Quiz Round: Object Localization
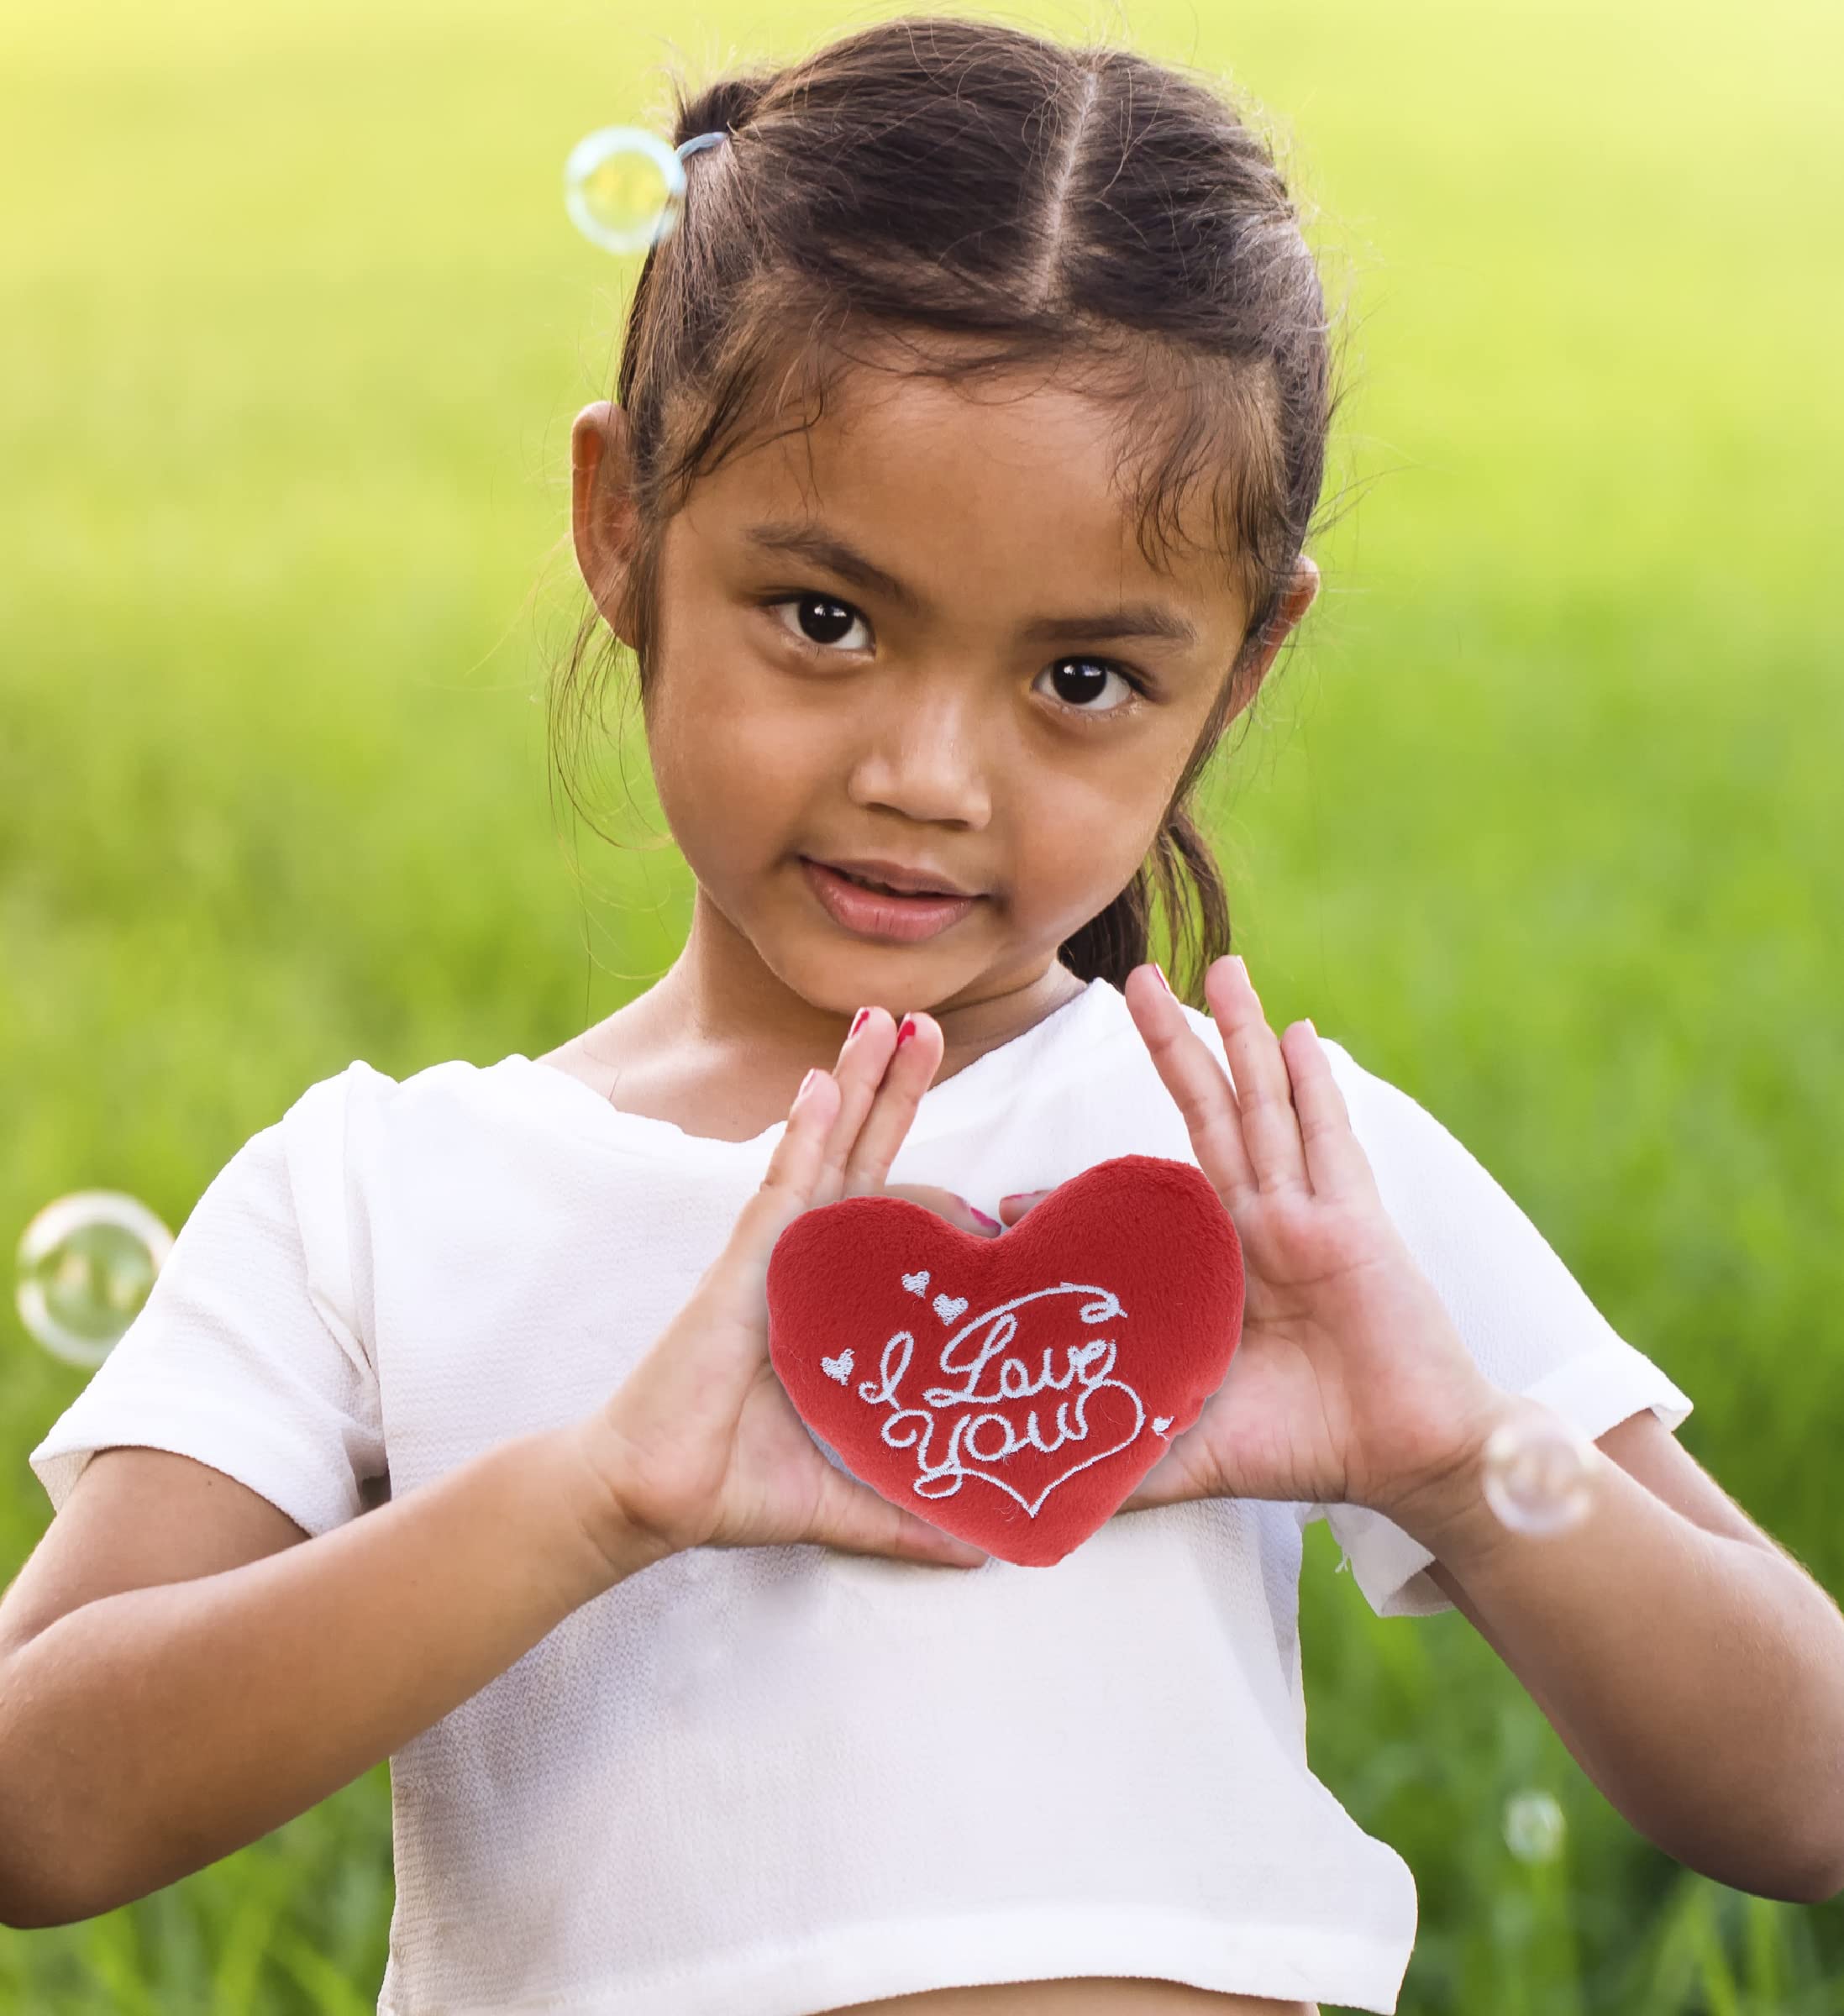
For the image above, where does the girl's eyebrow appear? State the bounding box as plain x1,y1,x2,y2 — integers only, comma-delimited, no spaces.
743,520,1200,648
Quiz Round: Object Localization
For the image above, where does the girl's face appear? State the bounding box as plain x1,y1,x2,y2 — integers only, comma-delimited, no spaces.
575,356,1315,1032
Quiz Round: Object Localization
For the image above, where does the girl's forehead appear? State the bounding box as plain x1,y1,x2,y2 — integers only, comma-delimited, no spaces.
682,362,1242,619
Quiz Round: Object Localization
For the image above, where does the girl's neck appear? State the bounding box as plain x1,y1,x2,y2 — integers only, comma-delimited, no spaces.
553,896,1091,1143
659,895,1090,1082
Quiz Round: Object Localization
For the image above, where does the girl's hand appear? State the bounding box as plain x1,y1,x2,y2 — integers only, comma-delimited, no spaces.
1001,958,1505,1525
565,1009,997,1575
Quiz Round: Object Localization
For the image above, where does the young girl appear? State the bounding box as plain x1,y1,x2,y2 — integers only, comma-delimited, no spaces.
7,14,1842,2016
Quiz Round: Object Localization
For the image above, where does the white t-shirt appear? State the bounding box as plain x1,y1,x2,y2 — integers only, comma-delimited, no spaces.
29,975,1693,2016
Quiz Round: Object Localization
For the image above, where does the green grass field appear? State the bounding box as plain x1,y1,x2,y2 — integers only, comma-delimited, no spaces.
3,0,1841,2006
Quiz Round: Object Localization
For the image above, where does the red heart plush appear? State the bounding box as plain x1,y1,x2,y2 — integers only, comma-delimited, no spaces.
766,1153,1244,1567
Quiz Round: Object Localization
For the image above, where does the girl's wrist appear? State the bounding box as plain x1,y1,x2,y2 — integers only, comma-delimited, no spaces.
1361,1383,1522,1562
547,1416,683,1593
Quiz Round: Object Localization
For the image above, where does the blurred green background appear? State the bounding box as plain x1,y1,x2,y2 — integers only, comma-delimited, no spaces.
3,0,1841,2006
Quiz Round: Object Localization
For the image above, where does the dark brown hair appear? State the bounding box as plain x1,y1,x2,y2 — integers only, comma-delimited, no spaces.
551,14,1342,1002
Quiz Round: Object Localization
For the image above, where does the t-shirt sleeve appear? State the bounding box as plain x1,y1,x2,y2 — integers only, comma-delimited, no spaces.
1305,1036,1694,1620
27,1066,386,1540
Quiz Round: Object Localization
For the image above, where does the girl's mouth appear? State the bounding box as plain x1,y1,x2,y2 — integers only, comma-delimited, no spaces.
799,858,982,944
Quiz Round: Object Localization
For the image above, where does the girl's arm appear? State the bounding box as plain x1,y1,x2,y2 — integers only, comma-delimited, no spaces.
0,1007,986,1932
1102,955,1844,1907
0,1422,651,1929
1406,1401,1844,1905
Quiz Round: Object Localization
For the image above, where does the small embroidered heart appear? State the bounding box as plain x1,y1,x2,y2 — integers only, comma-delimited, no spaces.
821,1350,854,1385
901,1271,931,1297
767,1155,1244,1567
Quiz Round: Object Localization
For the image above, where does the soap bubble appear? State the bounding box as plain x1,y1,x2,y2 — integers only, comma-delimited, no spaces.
15,1191,173,1369
1503,1789,1567,1865
564,127,687,255
1482,1408,1597,1537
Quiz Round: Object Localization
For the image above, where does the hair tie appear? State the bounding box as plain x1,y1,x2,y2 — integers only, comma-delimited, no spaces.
675,130,729,161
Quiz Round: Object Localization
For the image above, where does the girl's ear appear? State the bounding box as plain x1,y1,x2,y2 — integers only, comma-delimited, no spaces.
1231,553,1321,714
571,401,640,643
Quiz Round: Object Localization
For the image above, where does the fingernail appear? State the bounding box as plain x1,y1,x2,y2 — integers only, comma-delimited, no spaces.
1152,962,1174,997
849,1006,870,1037
1302,1017,1317,1037
964,1202,1001,1232
999,1190,1044,1207
794,1068,824,1110
896,1014,917,1047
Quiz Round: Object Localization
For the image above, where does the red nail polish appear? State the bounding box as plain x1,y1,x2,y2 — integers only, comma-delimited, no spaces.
896,1014,917,1047
969,1207,1001,1232
849,1006,870,1037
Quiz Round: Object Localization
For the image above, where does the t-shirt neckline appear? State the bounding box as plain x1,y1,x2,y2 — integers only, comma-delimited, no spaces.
500,974,1117,1158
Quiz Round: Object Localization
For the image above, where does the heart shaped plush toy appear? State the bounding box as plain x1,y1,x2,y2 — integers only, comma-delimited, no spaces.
766,1153,1244,1567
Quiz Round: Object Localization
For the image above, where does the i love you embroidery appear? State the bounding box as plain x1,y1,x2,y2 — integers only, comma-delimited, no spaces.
766,1154,1245,1567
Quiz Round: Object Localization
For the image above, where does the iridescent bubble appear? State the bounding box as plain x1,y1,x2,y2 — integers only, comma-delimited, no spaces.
1482,1407,1596,1537
564,127,687,255
15,1191,173,1369
1503,1788,1567,1865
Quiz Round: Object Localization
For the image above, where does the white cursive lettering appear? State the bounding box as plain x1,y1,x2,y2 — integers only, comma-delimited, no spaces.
824,1273,1148,1519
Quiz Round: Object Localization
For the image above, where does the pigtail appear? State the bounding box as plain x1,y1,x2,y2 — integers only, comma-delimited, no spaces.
672,73,775,148
1059,806,1233,1006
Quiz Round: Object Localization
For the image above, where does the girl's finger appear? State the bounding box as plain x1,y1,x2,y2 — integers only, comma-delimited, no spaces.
729,1066,843,1268
1200,955,1309,1194
810,1005,901,1210
996,1189,1052,1228
1121,963,1258,1202
882,1182,1004,1236
1277,1021,1377,1202
839,1011,945,1194
806,1458,988,1569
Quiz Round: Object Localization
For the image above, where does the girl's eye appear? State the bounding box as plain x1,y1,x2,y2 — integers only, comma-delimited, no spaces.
1035,657,1147,717
770,593,872,652
761,592,1136,722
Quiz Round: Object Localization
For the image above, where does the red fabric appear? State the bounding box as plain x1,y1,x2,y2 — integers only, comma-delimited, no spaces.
767,1154,1244,1567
